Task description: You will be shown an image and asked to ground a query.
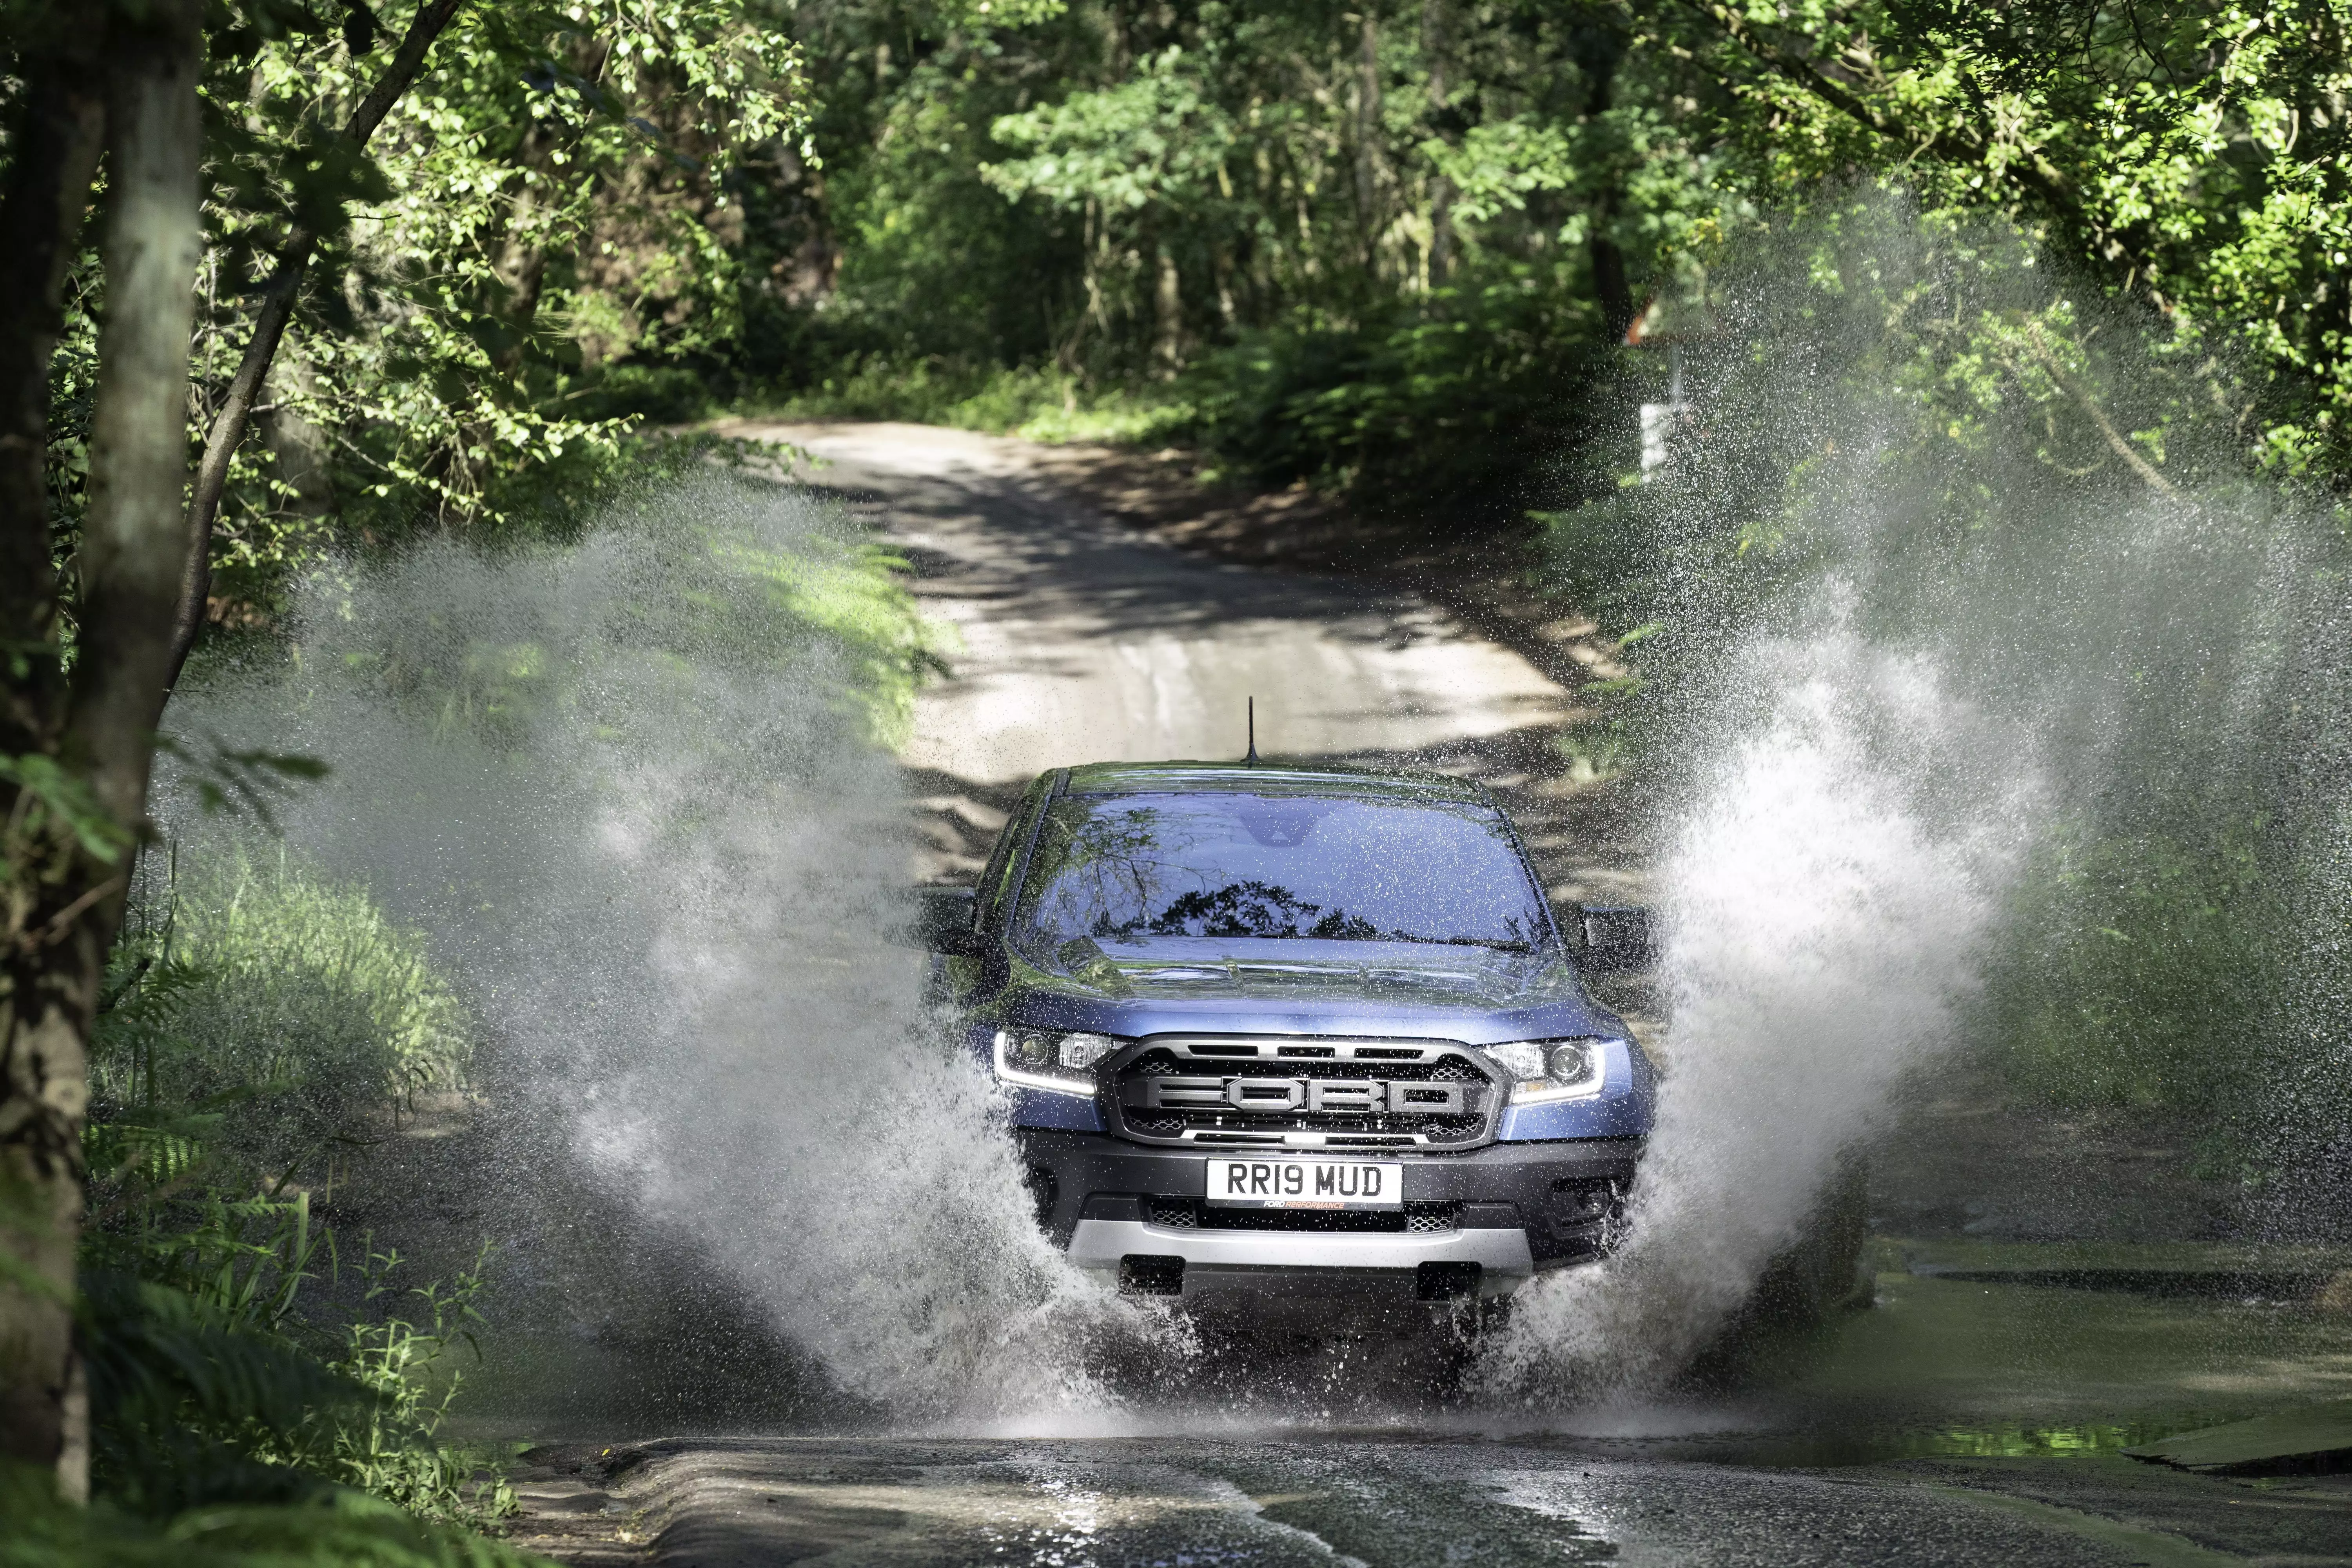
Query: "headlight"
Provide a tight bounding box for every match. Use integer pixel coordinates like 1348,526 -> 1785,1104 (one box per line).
993,1029 -> 1122,1097
1483,1037 -> 1613,1104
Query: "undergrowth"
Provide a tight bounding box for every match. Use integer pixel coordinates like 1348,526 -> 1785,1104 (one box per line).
93,855 -> 472,1174
33,848 -> 541,1564
756,358 -> 1192,447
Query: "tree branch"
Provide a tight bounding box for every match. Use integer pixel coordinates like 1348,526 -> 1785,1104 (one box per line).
2024,322 -> 2186,505
164,0 -> 469,693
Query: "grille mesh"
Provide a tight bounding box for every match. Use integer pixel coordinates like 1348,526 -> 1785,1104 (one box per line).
1145,1199 -> 1461,1234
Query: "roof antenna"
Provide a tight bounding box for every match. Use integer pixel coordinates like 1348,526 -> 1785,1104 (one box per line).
1245,695 -> 1259,766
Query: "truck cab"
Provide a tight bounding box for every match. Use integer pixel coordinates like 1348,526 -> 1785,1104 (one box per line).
915,761 -> 1655,1318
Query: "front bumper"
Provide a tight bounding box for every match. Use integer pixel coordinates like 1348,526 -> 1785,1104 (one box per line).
1014,1130 -> 1641,1302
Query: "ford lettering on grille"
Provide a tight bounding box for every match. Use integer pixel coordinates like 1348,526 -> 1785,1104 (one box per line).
1106,1037 -> 1502,1149
1136,1076 -> 1466,1115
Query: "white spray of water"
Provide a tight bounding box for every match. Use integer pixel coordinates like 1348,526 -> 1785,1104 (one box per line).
1475,194 -> 2352,1395
176,476 -> 1181,1422
1483,596 -> 2039,1399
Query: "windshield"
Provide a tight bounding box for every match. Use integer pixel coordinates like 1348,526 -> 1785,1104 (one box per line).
1014,791 -> 1549,954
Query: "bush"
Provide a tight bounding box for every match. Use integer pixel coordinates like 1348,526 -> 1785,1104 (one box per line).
755,357 -> 1193,447
93,856 -> 472,1174
1986,820 -> 2274,1119
75,1147 -> 518,1530
1184,271 -> 1606,517
73,848 -> 520,1539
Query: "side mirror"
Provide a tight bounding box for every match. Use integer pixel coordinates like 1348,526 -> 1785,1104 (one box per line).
1576,905 -> 1652,973
900,886 -> 982,956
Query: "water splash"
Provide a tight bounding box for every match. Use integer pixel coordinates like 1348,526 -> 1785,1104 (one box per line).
174,472 -> 1180,1422
1486,196 -> 2352,1397
1484,606 -> 2036,1397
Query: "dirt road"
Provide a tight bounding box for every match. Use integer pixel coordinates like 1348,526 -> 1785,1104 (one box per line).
723,420 -> 1649,907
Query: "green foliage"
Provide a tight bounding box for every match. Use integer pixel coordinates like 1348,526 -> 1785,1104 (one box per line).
1686,0 -> 2352,483
312,465 -> 947,750
29,0 -> 819,630
2,1466 -> 551,1568
750,0 -> 1725,515
77,1178 -> 515,1526
1183,270 -> 1606,508
73,849 -> 519,1539
92,855 -> 473,1171
319,1240 -> 510,1522
762,358 -> 1193,445
1988,820 -> 2274,1119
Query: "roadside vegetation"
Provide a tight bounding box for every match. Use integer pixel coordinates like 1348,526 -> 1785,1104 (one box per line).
5,0 -> 2351,1538
11,854 -> 539,1566
1,0 -> 938,1541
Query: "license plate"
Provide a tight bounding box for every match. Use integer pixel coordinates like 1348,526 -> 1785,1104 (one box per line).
1204,1157 -> 1404,1210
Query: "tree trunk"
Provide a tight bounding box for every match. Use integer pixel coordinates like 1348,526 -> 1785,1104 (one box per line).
490,127 -> 557,375
0,24 -> 109,1504
1353,11 -> 1383,275
490,34 -> 605,374
0,59 -> 106,759
1422,0 -> 1455,289
262,336 -> 336,524
1578,23 -> 1635,338
0,0 -> 204,1498
1154,241 -> 1184,377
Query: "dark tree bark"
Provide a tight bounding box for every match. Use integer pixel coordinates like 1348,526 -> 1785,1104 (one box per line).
0,0 -> 205,1500
1354,10 -> 1384,275
1422,0 -> 1455,287
1576,21 -> 1636,339
166,0 -> 468,692
0,19 -> 109,1505
0,58 -> 107,759
1153,242 -> 1185,376
261,340 -> 336,524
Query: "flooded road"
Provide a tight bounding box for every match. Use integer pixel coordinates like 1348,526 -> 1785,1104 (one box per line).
509,1430 -> 2352,1567
499,1263 -> 2352,1564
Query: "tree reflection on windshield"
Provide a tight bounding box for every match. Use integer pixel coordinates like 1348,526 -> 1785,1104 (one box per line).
1149,879 -> 1381,940
1014,791 -> 1546,958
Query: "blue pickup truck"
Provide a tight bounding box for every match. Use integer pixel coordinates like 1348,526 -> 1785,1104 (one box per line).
914,761 -> 1655,1318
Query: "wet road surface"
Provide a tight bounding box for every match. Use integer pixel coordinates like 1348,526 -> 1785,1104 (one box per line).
507,1433 -> 2352,1567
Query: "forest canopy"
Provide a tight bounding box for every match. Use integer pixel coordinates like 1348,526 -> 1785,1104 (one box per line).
19,0 -> 2350,633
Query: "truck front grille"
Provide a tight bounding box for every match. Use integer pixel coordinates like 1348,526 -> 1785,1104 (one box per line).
1107,1036 -> 1503,1149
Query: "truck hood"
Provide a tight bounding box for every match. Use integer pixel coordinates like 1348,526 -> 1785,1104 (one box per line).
1039,936 -> 1590,1010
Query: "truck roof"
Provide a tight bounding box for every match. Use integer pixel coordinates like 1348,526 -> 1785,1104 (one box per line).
1060,760 -> 1495,805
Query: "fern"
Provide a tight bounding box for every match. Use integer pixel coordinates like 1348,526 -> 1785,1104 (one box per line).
2,1465 -> 554,1568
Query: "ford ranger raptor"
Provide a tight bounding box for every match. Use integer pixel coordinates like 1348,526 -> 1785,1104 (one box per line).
913,761 -> 1656,1317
